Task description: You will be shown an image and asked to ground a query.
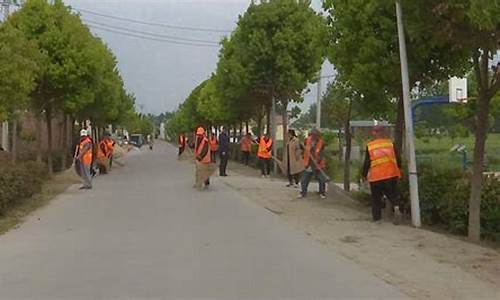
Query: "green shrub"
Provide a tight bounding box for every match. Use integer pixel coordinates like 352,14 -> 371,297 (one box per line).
400,163 -> 500,240
401,164 -> 464,225
321,131 -> 337,148
442,177 -> 500,239
0,161 -> 47,215
50,150 -> 73,172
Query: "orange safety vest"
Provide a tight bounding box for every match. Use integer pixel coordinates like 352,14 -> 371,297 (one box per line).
196,136 -> 212,164
257,136 -> 272,159
178,135 -> 186,148
209,136 -> 218,152
97,140 -> 107,159
240,137 -> 252,152
367,138 -> 401,182
303,136 -> 326,169
105,138 -> 114,156
79,137 -> 93,165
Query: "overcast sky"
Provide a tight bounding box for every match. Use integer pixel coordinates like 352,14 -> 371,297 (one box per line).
64,0 -> 334,114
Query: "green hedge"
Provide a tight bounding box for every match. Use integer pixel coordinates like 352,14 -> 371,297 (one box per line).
400,163 -> 500,240
0,161 -> 48,215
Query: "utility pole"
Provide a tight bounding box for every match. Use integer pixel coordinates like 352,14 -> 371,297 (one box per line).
395,0 -> 421,227
271,90 -> 277,176
316,76 -> 321,129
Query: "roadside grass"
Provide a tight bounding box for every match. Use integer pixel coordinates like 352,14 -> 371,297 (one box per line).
0,169 -> 79,235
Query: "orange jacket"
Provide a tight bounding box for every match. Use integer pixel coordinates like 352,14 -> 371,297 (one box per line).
257,136 -> 272,159
97,140 -> 108,159
104,138 -> 114,156
209,136 -> 218,152
79,137 -> 93,165
240,136 -> 252,152
196,136 -> 211,164
303,136 -> 326,169
367,138 -> 401,182
178,134 -> 186,148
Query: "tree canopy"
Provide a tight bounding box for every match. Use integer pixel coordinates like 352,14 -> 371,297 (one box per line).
168,0 -> 327,138
1,0 -> 141,172
0,23 -> 40,121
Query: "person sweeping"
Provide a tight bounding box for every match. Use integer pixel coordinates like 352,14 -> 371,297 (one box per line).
193,126 -> 214,190
74,129 -> 93,190
298,128 -> 327,199
362,125 -> 402,225
283,129 -> 304,187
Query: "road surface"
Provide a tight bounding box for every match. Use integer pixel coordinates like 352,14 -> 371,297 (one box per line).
0,142 -> 406,299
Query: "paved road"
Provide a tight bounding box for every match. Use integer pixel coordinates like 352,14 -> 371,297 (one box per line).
0,142 -> 406,299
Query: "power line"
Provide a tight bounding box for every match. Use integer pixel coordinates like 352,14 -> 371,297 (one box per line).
82,19 -> 220,45
87,24 -> 221,48
73,7 -> 232,34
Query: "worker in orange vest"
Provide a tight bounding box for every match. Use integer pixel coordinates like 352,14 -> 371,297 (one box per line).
362,125 -> 402,224
104,134 -> 115,169
178,132 -> 187,158
209,131 -> 218,163
256,132 -> 273,178
299,128 -> 327,199
240,133 -> 252,165
74,129 -> 93,190
194,126 -> 212,189
96,137 -> 110,174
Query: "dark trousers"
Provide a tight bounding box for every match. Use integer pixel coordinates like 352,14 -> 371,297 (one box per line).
259,158 -> 271,175
300,170 -> 326,195
219,152 -> 228,175
286,155 -> 300,184
242,151 -> 250,165
178,146 -> 185,156
211,151 -> 217,163
288,173 -> 300,185
369,178 -> 400,221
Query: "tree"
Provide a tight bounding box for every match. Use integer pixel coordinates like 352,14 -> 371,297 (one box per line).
402,0 -> 500,241
322,0 -> 468,155
0,23 -> 40,162
216,0 -> 326,147
166,80 -> 210,138
323,79 -> 367,191
9,0 -> 131,173
197,76 -> 230,126
292,104 -> 316,131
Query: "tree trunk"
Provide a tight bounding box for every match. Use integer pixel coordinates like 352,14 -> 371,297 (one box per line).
36,112 -> 43,163
239,122 -> 243,142
68,116 -> 74,153
11,120 -> 17,163
394,94 -> 405,160
265,104 -> 271,135
282,101 -> 289,156
338,131 -> 343,160
245,121 -> 249,134
468,92 -> 490,242
61,114 -> 68,170
343,100 -> 353,191
256,109 -> 263,136
46,108 -> 53,175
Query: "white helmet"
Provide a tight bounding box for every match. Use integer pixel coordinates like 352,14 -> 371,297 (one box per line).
80,129 -> 88,136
